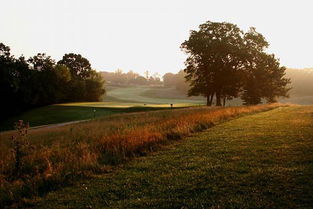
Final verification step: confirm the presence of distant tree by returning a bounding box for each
[54,64,72,101]
[57,53,105,101]
[175,70,189,93]
[27,53,59,105]
[54,64,71,83]
[85,70,106,101]
[0,43,106,121]
[0,44,33,118]
[67,79,87,101]
[125,70,139,84]
[111,69,126,84]
[0,43,22,118]
[285,68,313,97]
[134,75,148,85]
[0,43,10,57]
[144,70,149,80]
[149,72,162,85]
[28,53,55,71]
[57,53,92,79]
[163,73,176,87]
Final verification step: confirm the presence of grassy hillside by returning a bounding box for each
[32,105,313,209]
[2,68,313,131]
[0,104,180,131]
[0,104,280,208]
[0,86,205,131]
[105,85,205,104]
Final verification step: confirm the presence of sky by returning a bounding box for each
[1,0,313,75]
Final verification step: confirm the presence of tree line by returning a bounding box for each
[181,21,290,106]
[100,70,162,86]
[101,69,191,94]
[0,43,105,120]
[285,68,313,97]
[163,70,189,93]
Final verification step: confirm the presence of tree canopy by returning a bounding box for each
[0,43,105,121]
[181,21,290,106]
[57,53,92,79]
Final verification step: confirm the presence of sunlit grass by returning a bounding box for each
[34,105,313,209]
[1,85,205,131]
[58,101,200,108]
[0,102,199,131]
[0,104,282,208]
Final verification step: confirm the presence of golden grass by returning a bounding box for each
[0,104,283,207]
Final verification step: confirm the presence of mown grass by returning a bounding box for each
[34,105,313,209]
[0,104,281,208]
[138,86,204,101]
[106,86,205,104]
[1,84,205,131]
[0,104,183,131]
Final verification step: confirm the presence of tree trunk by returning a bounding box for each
[223,97,226,107]
[206,96,212,106]
[210,94,214,105]
[216,92,222,106]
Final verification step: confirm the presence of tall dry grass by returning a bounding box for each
[0,104,283,208]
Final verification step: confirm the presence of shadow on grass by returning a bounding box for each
[0,105,181,131]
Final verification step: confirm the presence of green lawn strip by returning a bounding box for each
[1,85,207,131]
[33,106,313,209]
[0,105,179,131]
[138,86,204,101]
[107,86,205,104]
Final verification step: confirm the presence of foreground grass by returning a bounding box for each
[33,106,313,209]
[0,104,281,208]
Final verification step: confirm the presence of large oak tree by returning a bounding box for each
[181,21,290,106]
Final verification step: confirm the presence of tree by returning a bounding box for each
[57,53,105,101]
[27,53,59,105]
[241,52,291,105]
[57,53,92,79]
[163,73,176,87]
[54,64,71,83]
[85,70,106,101]
[175,70,189,93]
[256,54,290,103]
[149,72,162,85]
[181,21,245,106]
[0,43,21,118]
[0,43,107,121]
[181,21,290,106]
[134,75,147,85]
[53,64,72,101]
[28,53,55,71]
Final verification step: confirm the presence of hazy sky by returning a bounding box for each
[1,0,313,75]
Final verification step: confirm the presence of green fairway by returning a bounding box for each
[33,106,313,209]
[106,86,205,104]
[0,104,180,131]
[1,86,205,131]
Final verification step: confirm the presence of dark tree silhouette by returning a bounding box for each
[181,21,290,106]
[181,21,246,106]
[58,53,92,79]
[0,43,106,121]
